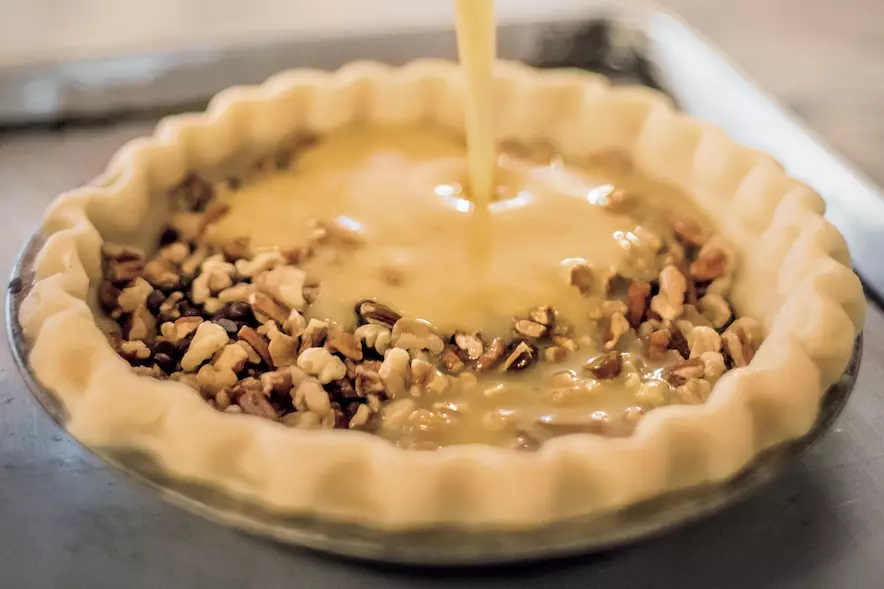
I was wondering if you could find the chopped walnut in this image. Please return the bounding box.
[142,258,180,290]
[213,343,249,373]
[119,340,151,361]
[378,347,411,399]
[237,389,279,420]
[127,305,157,341]
[722,328,755,369]
[282,310,307,338]
[410,358,450,395]
[647,328,671,360]
[191,255,235,304]
[255,265,307,311]
[180,321,229,372]
[513,319,548,340]
[354,323,392,355]
[649,265,686,321]
[391,318,445,356]
[117,278,153,313]
[700,351,726,381]
[380,398,418,434]
[697,293,732,329]
[296,347,347,384]
[604,312,630,350]
[268,331,298,368]
[235,251,286,277]
[676,378,713,404]
[689,326,721,359]
[217,283,256,304]
[349,404,375,430]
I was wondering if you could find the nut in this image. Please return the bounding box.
[248,291,291,325]
[634,379,670,407]
[627,281,651,328]
[391,318,445,355]
[668,323,691,359]
[564,259,593,295]
[410,358,450,395]
[676,378,713,404]
[664,358,705,387]
[356,301,401,328]
[355,364,385,396]
[237,389,279,420]
[268,331,298,368]
[191,255,235,304]
[681,304,714,328]
[126,305,157,342]
[299,318,329,353]
[217,283,256,304]
[690,239,731,281]
[260,367,297,395]
[697,293,732,329]
[292,378,325,412]
[440,346,466,374]
[513,319,548,340]
[349,404,375,430]
[142,258,180,290]
[475,337,506,372]
[180,321,229,372]
[700,351,726,381]
[647,328,671,361]
[604,312,630,350]
[296,347,347,384]
[722,329,755,368]
[255,265,307,311]
[689,326,721,359]
[380,398,418,434]
[543,346,571,364]
[650,265,686,321]
[584,351,623,380]
[221,237,253,262]
[212,343,249,373]
[378,347,411,399]
[179,245,211,277]
[529,305,555,326]
[354,323,392,355]
[325,330,363,361]
[501,341,536,372]
[119,340,151,361]
[453,331,484,361]
[236,326,272,367]
[672,217,707,247]
[117,278,154,313]
[235,251,286,277]
[282,310,307,338]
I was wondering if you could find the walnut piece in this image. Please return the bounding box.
[180,321,229,372]
[649,265,686,321]
[697,293,732,329]
[391,318,445,356]
[604,312,630,350]
[296,347,347,384]
[255,265,307,311]
[378,348,411,399]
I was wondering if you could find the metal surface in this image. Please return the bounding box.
[2,2,884,587]
[5,232,865,565]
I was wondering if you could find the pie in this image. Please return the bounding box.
[18,61,865,529]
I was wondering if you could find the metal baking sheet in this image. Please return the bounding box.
[2,0,882,570]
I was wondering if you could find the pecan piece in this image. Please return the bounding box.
[529,305,555,327]
[664,358,705,387]
[440,345,466,374]
[453,331,484,361]
[236,389,279,420]
[356,301,401,328]
[513,319,548,340]
[584,351,623,380]
[501,341,536,372]
[475,337,505,372]
[626,281,651,328]
[325,330,363,361]
[248,291,291,325]
[237,326,273,367]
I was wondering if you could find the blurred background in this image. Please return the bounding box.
[0,0,881,185]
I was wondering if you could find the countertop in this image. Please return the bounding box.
[2,1,884,587]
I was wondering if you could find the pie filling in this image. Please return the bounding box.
[98,124,764,450]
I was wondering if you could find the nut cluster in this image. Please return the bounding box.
[99,153,765,450]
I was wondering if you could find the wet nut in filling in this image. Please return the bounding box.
[98,137,766,451]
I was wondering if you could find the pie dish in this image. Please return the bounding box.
[18,60,865,529]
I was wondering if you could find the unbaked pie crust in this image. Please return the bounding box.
[19,61,865,529]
